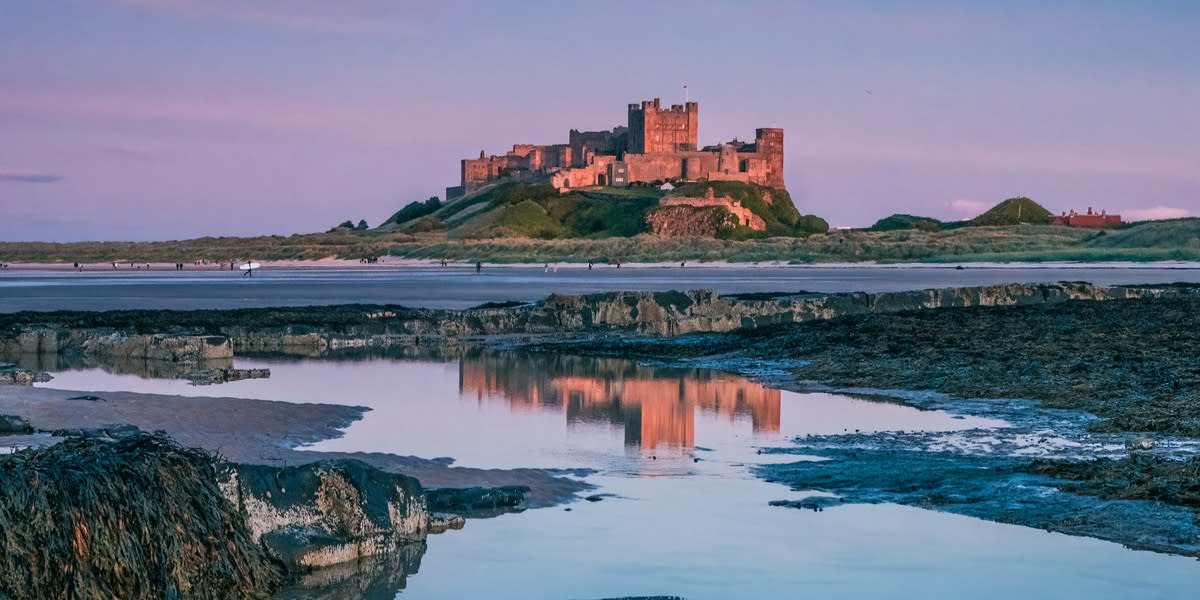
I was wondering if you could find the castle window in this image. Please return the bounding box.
[739,160,748,173]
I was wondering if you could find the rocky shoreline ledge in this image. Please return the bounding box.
[2,281,1199,596]
[522,286,1200,557]
[0,282,1189,363]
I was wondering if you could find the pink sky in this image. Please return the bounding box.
[2,0,1197,240]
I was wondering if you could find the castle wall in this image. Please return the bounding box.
[628,99,698,154]
[755,128,784,189]
[456,99,784,194]
[569,128,627,164]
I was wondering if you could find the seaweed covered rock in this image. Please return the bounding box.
[222,460,459,574]
[0,434,278,599]
[425,485,529,518]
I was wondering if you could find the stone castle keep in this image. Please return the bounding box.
[446,98,784,199]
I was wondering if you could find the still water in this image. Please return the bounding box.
[31,353,1200,599]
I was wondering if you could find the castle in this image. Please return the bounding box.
[446,98,784,200]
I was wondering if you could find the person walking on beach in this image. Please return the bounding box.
[475,261,482,273]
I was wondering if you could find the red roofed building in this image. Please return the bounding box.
[1050,207,1121,227]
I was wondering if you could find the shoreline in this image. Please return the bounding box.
[4,258,1200,272]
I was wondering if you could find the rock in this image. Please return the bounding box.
[1125,437,1157,451]
[222,460,443,573]
[68,394,105,402]
[185,367,271,386]
[0,414,33,434]
[0,366,52,385]
[424,485,529,518]
[0,433,278,599]
[4,283,1187,353]
[52,424,143,440]
[769,496,843,512]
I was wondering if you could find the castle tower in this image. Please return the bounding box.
[755,128,784,189]
[628,99,698,154]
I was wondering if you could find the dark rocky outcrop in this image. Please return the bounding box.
[221,460,462,574]
[0,432,527,598]
[0,434,279,600]
[0,414,32,434]
[0,363,50,385]
[425,485,529,518]
[3,283,1193,358]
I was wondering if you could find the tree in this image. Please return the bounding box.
[356,219,369,231]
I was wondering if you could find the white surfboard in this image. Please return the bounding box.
[239,262,261,270]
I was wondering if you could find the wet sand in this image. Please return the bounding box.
[0,385,588,506]
[5,263,1200,312]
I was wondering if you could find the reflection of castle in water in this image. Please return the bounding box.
[459,351,780,451]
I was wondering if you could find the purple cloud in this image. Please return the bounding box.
[108,145,164,162]
[1121,206,1191,221]
[104,0,425,34]
[0,169,63,183]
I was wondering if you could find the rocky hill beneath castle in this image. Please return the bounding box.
[378,181,828,241]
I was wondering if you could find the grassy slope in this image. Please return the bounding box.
[5,219,1200,265]
[970,197,1052,226]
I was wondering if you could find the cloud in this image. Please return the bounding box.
[104,0,425,35]
[794,137,1200,184]
[945,198,991,217]
[0,169,63,183]
[108,145,164,162]
[0,89,482,148]
[1120,206,1191,221]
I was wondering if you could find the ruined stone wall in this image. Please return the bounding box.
[569,128,627,162]
[551,156,617,189]
[660,194,765,230]
[755,128,785,189]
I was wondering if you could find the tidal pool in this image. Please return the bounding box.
[29,352,1200,599]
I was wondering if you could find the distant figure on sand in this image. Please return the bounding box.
[475,261,482,273]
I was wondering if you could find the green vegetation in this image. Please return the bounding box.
[496,199,568,239]
[385,197,443,227]
[1087,218,1200,249]
[4,189,1199,265]
[871,214,947,232]
[8,219,1200,265]
[438,183,660,240]
[970,197,1051,226]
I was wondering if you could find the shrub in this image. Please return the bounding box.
[387,197,442,226]
[406,215,444,233]
[871,214,943,232]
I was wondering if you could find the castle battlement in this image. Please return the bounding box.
[447,98,783,200]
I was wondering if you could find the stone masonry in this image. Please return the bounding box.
[447,98,784,199]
